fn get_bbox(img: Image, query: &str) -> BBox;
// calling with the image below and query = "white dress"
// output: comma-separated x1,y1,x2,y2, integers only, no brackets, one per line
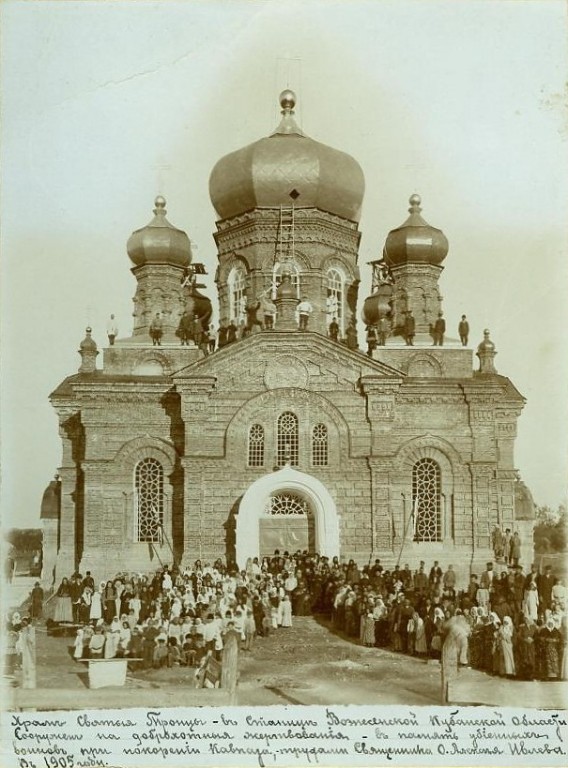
281,599,293,628
523,590,539,622
90,591,103,621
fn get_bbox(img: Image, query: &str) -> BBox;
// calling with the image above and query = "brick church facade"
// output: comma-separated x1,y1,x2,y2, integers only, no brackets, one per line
43,90,534,584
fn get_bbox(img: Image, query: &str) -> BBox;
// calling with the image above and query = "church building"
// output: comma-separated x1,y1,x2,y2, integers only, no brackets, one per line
44,90,534,584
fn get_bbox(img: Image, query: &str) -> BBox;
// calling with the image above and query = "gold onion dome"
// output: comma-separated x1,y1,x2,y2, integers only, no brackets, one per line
384,194,449,267
209,90,365,222
127,196,192,268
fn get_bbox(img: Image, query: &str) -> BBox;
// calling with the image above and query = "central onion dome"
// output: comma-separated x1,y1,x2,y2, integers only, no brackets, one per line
209,90,365,222
127,196,192,268
384,194,449,266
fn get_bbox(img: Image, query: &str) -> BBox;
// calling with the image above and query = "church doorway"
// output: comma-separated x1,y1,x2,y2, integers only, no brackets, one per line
259,491,316,558
235,466,340,567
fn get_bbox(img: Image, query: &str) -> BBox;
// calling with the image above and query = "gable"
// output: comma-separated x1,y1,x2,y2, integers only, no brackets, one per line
173,331,404,393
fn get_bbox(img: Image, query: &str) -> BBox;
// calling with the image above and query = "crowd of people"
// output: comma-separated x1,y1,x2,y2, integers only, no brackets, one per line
328,558,566,681
10,552,568,683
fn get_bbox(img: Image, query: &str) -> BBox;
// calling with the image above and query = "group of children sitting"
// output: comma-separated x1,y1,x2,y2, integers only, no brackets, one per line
73,609,257,670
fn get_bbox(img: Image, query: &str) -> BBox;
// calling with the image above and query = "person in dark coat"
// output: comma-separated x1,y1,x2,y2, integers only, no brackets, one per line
328,318,339,342
30,582,44,620
510,531,522,566
81,571,95,592
177,311,193,345
149,313,163,346
404,311,415,346
217,324,228,348
345,322,358,350
226,321,237,344
537,566,555,614
515,618,537,680
432,312,446,346
458,314,469,346
103,581,117,623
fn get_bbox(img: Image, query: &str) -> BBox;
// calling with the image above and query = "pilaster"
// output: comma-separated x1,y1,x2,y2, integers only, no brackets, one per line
367,457,395,554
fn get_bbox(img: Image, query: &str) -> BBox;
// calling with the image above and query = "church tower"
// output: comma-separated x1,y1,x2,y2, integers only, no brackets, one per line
383,194,449,337
209,90,365,337
126,196,193,342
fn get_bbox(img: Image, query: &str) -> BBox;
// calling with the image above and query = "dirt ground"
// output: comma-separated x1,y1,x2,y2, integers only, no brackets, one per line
8,614,567,708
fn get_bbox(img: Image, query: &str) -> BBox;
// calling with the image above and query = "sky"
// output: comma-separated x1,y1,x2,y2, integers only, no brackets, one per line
1,0,567,528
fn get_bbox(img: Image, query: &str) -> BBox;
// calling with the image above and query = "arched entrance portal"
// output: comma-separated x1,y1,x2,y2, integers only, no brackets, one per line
259,491,316,558
236,466,340,568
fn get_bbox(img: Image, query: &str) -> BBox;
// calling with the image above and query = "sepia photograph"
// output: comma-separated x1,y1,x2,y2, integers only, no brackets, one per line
1,0,567,765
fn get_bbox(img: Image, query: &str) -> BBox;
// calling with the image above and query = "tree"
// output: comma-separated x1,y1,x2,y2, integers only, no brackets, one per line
5,529,42,553
533,504,567,554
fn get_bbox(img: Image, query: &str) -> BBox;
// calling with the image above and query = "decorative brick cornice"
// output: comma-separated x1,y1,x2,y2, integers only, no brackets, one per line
72,381,172,403
172,375,217,394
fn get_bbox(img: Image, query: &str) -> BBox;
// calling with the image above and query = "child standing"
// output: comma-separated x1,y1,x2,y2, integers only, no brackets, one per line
153,638,168,668
243,610,256,651
167,637,181,667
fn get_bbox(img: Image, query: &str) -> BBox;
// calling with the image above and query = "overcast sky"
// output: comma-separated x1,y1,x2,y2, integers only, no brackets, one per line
1,0,567,528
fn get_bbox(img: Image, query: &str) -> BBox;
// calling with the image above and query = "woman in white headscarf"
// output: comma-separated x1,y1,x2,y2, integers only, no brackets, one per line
495,615,516,677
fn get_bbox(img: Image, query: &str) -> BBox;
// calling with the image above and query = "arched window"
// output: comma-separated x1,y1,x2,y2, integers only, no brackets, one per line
412,458,442,542
228,266,247,324
311,423,328,466
272,261,301,299
247,424,265,467
326,268,344,331
277,411,299,466
134,458,164,542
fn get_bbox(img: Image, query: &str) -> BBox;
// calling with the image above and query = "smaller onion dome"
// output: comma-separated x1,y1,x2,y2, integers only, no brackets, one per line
127,196,192,268
477,328,496,353
78,327,98,373
477,328,495,352
476,329,497,374
384,194,449,267
79,327,97,352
